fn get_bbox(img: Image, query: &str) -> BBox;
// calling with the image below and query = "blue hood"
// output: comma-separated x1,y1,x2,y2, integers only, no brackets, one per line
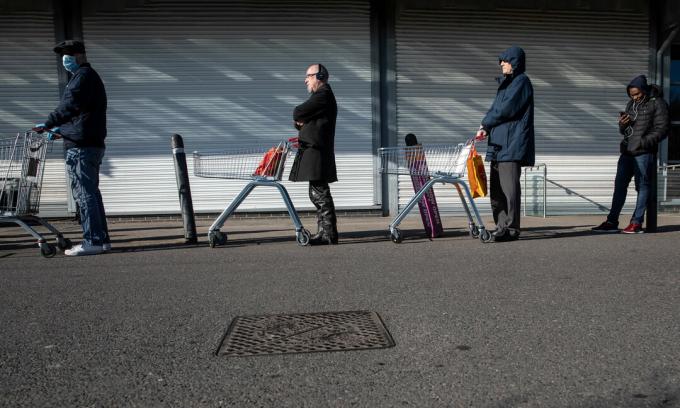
627,74,650,96
498,46,526,76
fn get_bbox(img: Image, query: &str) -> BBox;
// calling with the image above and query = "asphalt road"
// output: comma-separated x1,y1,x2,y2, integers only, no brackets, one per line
1,215,679,407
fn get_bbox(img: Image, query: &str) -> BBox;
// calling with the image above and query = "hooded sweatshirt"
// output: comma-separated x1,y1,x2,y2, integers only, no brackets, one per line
619,74,670,156
481,46,535,166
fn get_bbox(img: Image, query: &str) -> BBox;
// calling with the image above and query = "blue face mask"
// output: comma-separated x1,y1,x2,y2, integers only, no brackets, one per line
62,55,80,73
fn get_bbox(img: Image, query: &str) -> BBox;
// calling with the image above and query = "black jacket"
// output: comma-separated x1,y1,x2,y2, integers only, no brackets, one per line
619,75,670,156
45,63,107,150
289,83,338,183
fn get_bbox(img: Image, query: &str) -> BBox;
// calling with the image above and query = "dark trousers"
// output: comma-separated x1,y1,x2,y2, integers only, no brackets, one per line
490,161,521,236
309,181,337,233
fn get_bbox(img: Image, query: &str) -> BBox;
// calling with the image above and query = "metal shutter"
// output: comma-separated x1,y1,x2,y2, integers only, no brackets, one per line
81,0,374,215
0,10,67,217
396,7,648,216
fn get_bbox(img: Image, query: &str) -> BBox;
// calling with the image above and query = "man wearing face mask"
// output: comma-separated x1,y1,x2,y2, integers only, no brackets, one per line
592,75,669,234
33,40,110,256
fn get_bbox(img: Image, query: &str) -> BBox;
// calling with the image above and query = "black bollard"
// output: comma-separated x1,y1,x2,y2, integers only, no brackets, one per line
172,134,198,244
646,153,658,233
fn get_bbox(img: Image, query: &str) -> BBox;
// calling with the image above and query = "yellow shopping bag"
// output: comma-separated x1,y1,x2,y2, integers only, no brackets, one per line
466,145,487,199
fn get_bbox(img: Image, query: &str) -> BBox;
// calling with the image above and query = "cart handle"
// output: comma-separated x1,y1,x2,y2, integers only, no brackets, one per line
29,127,73,142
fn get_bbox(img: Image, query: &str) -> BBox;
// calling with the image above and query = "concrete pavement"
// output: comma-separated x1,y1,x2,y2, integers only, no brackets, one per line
1,214,679,407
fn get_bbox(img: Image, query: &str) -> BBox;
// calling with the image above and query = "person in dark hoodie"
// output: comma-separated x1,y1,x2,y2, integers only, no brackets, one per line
289,64,338,245
475,46,535,242
33,40,110,256
592,75,670,234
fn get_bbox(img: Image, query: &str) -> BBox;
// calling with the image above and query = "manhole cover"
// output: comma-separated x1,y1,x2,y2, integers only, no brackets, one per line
216,310,395,357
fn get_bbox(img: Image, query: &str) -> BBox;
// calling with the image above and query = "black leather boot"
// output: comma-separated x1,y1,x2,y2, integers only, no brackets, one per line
309,220,323,241
309,223,338,245
309,181,339,245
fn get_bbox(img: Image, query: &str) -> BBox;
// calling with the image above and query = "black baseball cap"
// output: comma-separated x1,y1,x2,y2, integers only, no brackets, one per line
53,40,86,55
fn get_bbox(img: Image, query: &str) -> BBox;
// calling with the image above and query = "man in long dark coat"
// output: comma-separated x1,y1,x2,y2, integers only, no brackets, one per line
289,64,338,245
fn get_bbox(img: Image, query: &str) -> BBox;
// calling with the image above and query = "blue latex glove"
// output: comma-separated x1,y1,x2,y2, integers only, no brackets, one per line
32,123,47,133
46,127,60,141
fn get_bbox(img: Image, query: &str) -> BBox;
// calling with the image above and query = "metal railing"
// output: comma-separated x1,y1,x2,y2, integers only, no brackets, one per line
522,163,547,218
520,163,680,217
659,164,680,204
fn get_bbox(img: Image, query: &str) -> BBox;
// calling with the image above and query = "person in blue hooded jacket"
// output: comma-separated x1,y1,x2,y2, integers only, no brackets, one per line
592,75,669,234
33,40,110,256
476,46,535,242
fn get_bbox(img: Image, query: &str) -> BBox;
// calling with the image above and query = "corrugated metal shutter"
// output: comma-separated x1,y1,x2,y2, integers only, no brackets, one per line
396,8,648,216
0,10,67,217
80,0,374,215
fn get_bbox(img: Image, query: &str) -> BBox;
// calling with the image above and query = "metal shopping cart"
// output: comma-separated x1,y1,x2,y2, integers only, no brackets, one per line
0,132,72,257
379,139,492,243
193,140,310,247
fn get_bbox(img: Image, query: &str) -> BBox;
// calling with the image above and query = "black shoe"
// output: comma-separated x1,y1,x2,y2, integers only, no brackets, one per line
591,220,619,233
309,227,338,246
492,231,519,242
309,234,338,245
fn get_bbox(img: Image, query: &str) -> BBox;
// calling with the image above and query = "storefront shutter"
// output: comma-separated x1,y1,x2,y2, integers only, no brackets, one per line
0,10,67,217
81,0,374,215
396,7,648,216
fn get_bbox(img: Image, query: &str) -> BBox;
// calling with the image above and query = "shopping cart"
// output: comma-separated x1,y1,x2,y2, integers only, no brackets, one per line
0,131,72,257
379,139,492,243
193,140,310,247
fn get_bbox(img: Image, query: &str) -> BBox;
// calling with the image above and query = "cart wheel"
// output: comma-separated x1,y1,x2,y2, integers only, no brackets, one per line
296,229,311,246
480,229,493,243
469,224,480,238
56,235,72,251
209,230,227,248
40,243,56,258
390,228,403,244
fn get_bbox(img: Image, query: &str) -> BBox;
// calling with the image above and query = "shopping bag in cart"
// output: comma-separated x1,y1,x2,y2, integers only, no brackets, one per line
253,142,284,177
466,145,487,198
404,134,443,239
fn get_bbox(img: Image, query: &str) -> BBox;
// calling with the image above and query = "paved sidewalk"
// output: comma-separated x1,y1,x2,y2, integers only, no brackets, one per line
5,213,678,255
1,214,680,407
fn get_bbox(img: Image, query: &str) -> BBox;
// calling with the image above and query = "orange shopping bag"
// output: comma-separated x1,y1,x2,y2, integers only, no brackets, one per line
466,145,487,198
253,143,284,177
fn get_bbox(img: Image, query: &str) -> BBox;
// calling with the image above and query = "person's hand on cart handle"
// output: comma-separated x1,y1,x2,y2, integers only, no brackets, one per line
32,123,47,133
288,137,300,149
46,128,62,141
32,124,62,140
475,125,488,142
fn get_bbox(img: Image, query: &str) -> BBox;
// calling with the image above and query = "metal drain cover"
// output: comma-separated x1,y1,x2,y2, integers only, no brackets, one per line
216,310,395,357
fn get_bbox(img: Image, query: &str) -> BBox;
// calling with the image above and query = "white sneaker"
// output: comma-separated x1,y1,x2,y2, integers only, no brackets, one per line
64,243,103,256
102,243,112,252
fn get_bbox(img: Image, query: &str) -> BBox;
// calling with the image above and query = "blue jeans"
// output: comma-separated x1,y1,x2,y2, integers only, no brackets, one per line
65,147,109,246
607,153,654,225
